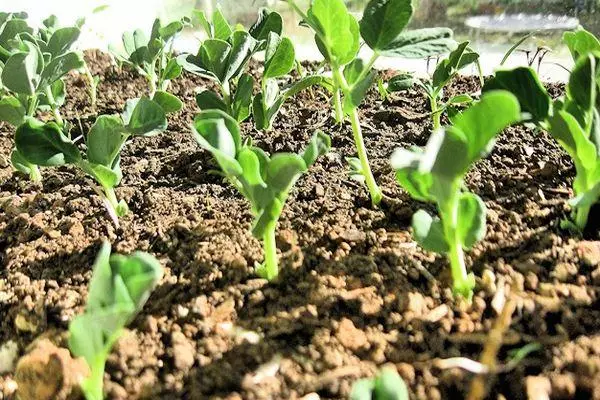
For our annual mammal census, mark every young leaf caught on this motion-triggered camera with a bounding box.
[152,91,183,114]
[412,209,450,253]
[563,28,600,61]
[1,42,40,95]
[196,90,229,112]
[250,8,283,41]
[360,0,413,52]
[232,73,253,122]
[47,27,80,57]
[86,115,126,166]
[38,51,85,90]
[377,27,456,58]
[264,33,295,79]
[212,8,233,41]
[15,118,81,166]
[457,193,486,249]
[123,97,168,136]
[0,96,26,126]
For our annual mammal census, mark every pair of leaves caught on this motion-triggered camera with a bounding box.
[69,242,162,391]
[391,91,521,252]
[192,110,330,238]
[182,30,258,84]
[431,41,479,90]
[195,8,233,41]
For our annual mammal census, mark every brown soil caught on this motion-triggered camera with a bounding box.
[1,51,599,400]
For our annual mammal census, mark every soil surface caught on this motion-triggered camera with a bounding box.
[1,51,599,400]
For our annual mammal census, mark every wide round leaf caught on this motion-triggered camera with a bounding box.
[15,118,81,166]
[87,115,126,167]
[47,27,80,58]
[124,98,168,136]
[1,42,40,95]
[412,209,449,253]
[152,91,183,114]
[264,34,295,79]
[360,0,413,52]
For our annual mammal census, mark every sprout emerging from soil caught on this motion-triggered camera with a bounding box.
[351,367,409,400]
[69,242,163,400]
[391,91,521,299]
[484,27,600,232]
[286,0,457,205]
[192,109,330,280]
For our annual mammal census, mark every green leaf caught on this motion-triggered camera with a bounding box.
[0,19,32,50]
[232,73,253,122]
[308,0,359,66]
[343,59,365,86]
[302,131,331,167]
[0,96,25,126]
[249,8,283,41]
[391,148,433,201]
[10,148,34,174]
[212,8,233,41]
[447,94,473,105]
[548,110,597,172]
[350,379,375,400]
[432,41,472,88]
[451,90,521,162]
[266,154,307,193]
[379,27,456,58]
[199,39,231,82]
[412,209,449,253]
[344,70,376,113]
[38,79,66,111]
[568,54,597,112]
[374,368,409,400]
[192,110,242,176]
[196,90,228,112]
[124,98,167,136]
[457,193,486,249]
[264,33,295,79]
[563,28,600,61]
[252,197,284,238]
[162,57,182,80]
[360,0,413,52]
[238,147,266,186]
[39,52,85,90]
[84,161,122,189]
[152,91,183,114]
[15,118,81,166]
[482,67,551,122]
[224,31,257,82]
[86,115,125,166]
[47,27,80,57]
[388,72,415,92]
[1,42,40,95]
[158,21,184,42]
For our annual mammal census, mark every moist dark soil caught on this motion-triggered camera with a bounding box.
[1,51,600,400]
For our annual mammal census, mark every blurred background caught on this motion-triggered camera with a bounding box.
[2,0,598,80]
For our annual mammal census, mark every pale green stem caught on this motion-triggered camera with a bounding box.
[221,80,232,111]
[333,88,344,123]
[575,204,591,232]
[45,86,64,126]
[28,164,42,182]
[27,94,38,117]
[430,95,442,131]
[262,222,279,281]
[81,358,105,400]
[84,63,97,108]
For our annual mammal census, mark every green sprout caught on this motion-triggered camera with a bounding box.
[192,110,330,280]
[179,8,259,122]
[69,242,163,400]
[391,91,521,298]
[14,98,169,225]
[287,0,457,205]
[110,17,189,98]
[483,27,600,232]
[351,367,409,400]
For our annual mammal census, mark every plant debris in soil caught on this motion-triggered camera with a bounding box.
[1,51,600,400]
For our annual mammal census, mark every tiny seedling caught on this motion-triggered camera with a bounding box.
[418,41,480,130]
[14,98,169,224]
[376,72,415,102]
[483,28,600,231]
[192,109,330,280]
[110,17,189,97]
[287,0,456,205]
[253,30,332,131]
[69,242,163,400]
[350,367,409,400]
[180,8,260,122]
[391,91,520,298]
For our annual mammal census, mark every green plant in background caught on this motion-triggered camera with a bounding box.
[376,72,415,102]
[351,367,409,400]
[483,28,600,232]
[287,0,457,205]
[418,41,480,130]
[110,17,189,99]
[0,15,85,181]
[14,98,170,225]
[391,91,520,298]
[192,109,330,280]
[69,242,163,400]
[180,8,258,122]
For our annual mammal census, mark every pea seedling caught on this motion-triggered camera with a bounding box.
[69,242,163,400]
[192,109,330,280]
[391,91,520,298]
[287,0,456,205]
[15,98,168,225]
[180,8,259,122]
[351,367,409,400]
[483,29,600,231]
[110,17,189,98]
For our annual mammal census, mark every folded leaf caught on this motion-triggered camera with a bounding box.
[15,118,81,166]
[412,209,449,253]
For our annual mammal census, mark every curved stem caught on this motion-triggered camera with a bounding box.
[349,107,383,205]
[575,204,591,232]
[45,86,64,126]
[27,94,38,117]
[28,164,42,182]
